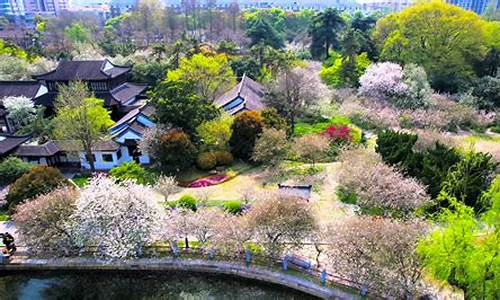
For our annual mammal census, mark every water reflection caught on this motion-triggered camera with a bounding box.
[0,271,319,300]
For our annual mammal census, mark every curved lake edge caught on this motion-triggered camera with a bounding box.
[0,257,362,300]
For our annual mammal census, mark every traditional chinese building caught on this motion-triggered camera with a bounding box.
[33,59,147,117]
[215,74,266,115]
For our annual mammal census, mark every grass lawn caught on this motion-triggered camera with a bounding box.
[72,174,90,187]
[452,132,500,162]
[294,115,352,137]
[0,211,9,221]
[177,161,254,183]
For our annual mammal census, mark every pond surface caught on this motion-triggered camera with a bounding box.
[0,271,319,300]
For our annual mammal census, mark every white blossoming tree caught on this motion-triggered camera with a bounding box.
[3,96,37,130]
[72,176,166,259]
[13,187,79,257]
[359,62,408,101]
[359,62,433,110]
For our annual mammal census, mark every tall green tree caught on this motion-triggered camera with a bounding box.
[339,28,363,87]
[246,17,284,49]
[308,8,345,60]
[52,82,113,172]
[167,53,236,103]
[349,11,378,59]
[440,151,497,213]
[373,2,500,92]
[150,80,219,135]
[418,186,500,299]
[64,22,92,44]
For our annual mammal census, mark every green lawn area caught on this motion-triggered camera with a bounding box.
[0,211,10,221]
[463,133,500,144]
[71,174,90,187]
[294,115,352,137]
[177,161,254,183]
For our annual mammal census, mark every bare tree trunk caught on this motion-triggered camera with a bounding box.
[84,145,95,173]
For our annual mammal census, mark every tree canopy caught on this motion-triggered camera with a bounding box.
[167,53,236,103]
[52,82,113,172]
[150,79,220,135]
[373,2,500,92]
[308,8,345,60]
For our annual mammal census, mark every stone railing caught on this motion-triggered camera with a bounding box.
[5,244,377,299]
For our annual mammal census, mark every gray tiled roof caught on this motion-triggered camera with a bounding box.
[215,74,266,115]
[110,82,148,105]
[34,60,130,81]
[0,81,44,101]
[55,140,121,152]
[0,135,30,156]
[110,103,155,135]
[14,141,60,157]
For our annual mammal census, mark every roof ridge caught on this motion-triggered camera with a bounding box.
[237,73,246,96]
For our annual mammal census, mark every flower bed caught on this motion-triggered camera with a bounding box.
[187,175,231,188]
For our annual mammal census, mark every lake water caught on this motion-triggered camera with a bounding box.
[0,271,319,300]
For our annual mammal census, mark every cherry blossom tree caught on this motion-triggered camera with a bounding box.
[292,134,330,166]
[359,62,408,101]
[165,209,192,249]
[3,96,37,130]
[245,191,316,261]
[326,216,428,298]
[72,177,166,259]
[251,128,289,166]
[212,213,253,256]
[264,65,332,134]
[153,175,179,201]
[186,208,224,247]
[13,187,79,257]
[337,148,430,216]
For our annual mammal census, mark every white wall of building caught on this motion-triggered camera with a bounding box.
[79,146,150,170]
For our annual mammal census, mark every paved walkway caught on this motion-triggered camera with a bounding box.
[0,257,362,300]
[0,221,17,238]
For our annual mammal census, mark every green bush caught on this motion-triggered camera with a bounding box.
[440,151,497,212]
[336,187,358,205]
[421,143,462,199]
[348,125,363,145]
[229,111,263,161]
[261,108,288,131]
[177,195,197,211]
[213,150,234,166]
[0,157,32,186]
[158,129,197,174]
[109,162,154,184]
[6,166,66,211]
[224,200,242,214]
[196,152,217,170]
[376,130,422,177]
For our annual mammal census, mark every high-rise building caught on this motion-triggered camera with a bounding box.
[24,0,68,16]
[109,0,136,17]
[355,0,413,12]
[447,0,489,14]
[0,0,26,19]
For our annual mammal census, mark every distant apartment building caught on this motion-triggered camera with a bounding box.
[24,0,69,16]
[0,0,26,20]
[109,0,136,17]
[65,0,110,17]
[355,0,413,12]
[165,0,357,11]
[447,0,490,14]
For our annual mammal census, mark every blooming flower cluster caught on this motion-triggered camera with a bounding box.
[359,62,408,100]
[321,125,352,143]
[72,176,166,259]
